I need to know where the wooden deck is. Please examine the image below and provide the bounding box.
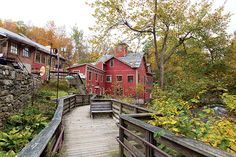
[62,105,119,157]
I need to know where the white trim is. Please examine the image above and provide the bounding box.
[127,75,134,83]
[106,75,112,82]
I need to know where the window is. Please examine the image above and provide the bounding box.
[35,52,41,63]
[128,75,133,83]
[96,73,98,81]
[73,70,80,73]
[106,75,112,82]
[100,75,103,82]
[88,71,92,80]
[110,59,114,67]
[23,48,30,57]
[116,75,122,82]
[41,55,46,64]
[10,43,18,54]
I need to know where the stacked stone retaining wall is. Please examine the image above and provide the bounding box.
[0,64,41,128]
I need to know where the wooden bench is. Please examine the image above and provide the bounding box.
[90,101,113,118]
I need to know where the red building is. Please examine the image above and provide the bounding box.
[68,63,105,95]
[0,27,65,80]
[68,43,153,100]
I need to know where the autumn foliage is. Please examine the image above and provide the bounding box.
[0,19,100,66]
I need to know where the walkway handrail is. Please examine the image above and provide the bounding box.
[91,98,236,157]
[17,94,90,157]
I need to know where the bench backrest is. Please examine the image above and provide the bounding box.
[90,102,112,111]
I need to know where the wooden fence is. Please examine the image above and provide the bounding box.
[17,94,90,157]
[17,96,235,157]
[91,99,236,157]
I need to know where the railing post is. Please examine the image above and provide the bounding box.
[134,107,138,113]
[88,95,91,105]
[75,95,77,107]
[82,96,84,106]
[69,97,71,112]
[145,131,154,157]
[119,103,123,115]
[119,117,124,157]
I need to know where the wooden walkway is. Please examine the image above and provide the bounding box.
[62,105,119,157]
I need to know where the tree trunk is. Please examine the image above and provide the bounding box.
[160,50,164,89]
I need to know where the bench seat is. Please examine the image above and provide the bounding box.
[90,101,112,118]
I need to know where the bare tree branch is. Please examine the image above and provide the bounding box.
[164,31,192,63]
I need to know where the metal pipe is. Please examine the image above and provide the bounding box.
[48,43,52,81]
[56,49,59,101]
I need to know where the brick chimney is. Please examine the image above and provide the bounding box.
[115,43,128,57]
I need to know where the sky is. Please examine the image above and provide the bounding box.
[0,0,235,37]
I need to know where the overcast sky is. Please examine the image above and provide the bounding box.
[0,0,235,36]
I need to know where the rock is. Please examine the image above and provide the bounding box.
[2,107,8,112]
[11,71,16,79]
[0,64,42,128]
[0,121,3,128]
[5,95,13,103]
[5,70,9,75]
[0,90,8,96]
[0,80,13,85]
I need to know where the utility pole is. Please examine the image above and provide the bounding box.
[48,43,53,81]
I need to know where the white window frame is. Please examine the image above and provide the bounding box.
[100,74,103,82]
[116,75,122,82]
[23,47,30,57]
[35,52,41,63]
[88,71,92,81]
[10,43,18,54]
[41,54,46,64]
[95,73,98,82]
[127,75,134,83]
[106,75,112,82]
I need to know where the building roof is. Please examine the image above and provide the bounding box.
[96,54,113,63]
[0,27,50,53]
[96,52,144,68]
[69,63,104,72]
[119,52,144,68]
[0,27,65,60]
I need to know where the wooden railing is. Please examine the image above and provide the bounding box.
[91,99,236,157]
[18,94,90,157]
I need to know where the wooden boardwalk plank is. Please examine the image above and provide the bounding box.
[62,105,119,157]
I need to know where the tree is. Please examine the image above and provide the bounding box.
[71,25,88,63]
[90,0,231,89]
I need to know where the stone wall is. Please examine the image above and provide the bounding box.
[0,64,41,128]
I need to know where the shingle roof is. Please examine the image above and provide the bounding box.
[96,54,113,63]
[96,52,144,68]
[69,63,104,72]
[119,52,144,68]
[0,27,50,54]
